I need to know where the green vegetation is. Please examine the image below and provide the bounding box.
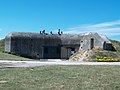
[111,40,120,59]
[0,52,33,61]
[111,40,120,52]
[82,40,120,61]
[0,39,32,60]
[88,49,119,61]
[0,65,120,90]
[70,40,120,61]
[96,56,118,62]
[0,39,4,52]
[87,40,120,61]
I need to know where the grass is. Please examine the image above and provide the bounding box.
[0,39,120,90]
[88,49,119,61]
[0,52,33,61]
[111,40,120,52]
[0,39,4,52]
[86,40,120,61]
[111,40,120,59]
[0,65,120,90]
[69,40,120,61]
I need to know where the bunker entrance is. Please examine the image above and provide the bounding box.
[67,48,75,58]
[90,38,94,49]
[43,46,61,59]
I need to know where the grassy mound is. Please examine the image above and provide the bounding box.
[0,39,4,52]
[70,49,119,61]
[88,49,119,61]
[70,40,120,61]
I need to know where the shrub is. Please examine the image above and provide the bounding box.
[96,56,118,62]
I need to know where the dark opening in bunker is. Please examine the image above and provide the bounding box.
[67,47,75,58]
[90,38,94,49]
[43,46,61,59]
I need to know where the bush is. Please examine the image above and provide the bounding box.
[96,56,118,62]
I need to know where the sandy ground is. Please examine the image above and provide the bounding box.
[0,60,120,68]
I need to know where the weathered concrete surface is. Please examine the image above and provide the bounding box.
[0,60,120,68]
[5,32,115,59]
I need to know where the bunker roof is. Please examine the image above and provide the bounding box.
[5,32,111,45]
[6,32,83,40]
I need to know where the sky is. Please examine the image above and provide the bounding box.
[0,0,120,41]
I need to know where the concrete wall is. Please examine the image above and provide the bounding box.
[5,37,11,52]
[79,33,105,51]
[9,36,61,59]
[10,37,44,59]
[75,47,79,52]
[61,47,68,59]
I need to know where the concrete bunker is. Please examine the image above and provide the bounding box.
[5,32,115,59]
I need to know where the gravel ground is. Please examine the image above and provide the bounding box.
[0,60,120,68]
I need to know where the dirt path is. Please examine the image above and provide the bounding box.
[0,60,120,68]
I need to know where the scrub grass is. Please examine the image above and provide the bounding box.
[0,39,4,52]
[70,40,120,61]
[0,65,120,90]
[0,52,33,61]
